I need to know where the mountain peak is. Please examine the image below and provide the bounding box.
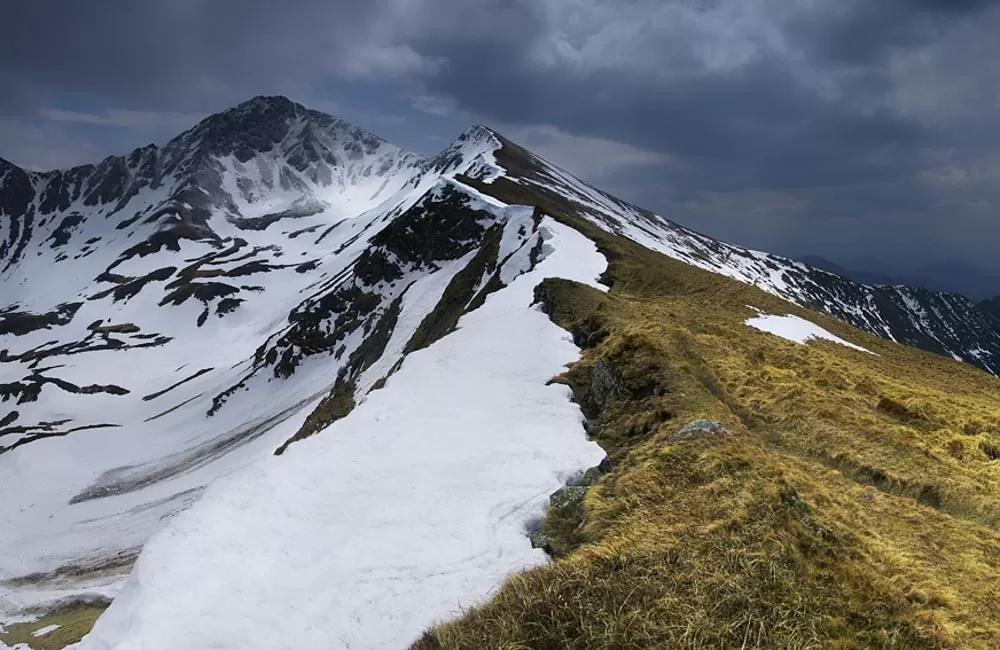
[175,96,304,159]
[225,95,300,119]
[457,124,501,146]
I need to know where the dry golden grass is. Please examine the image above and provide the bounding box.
[413,217,1000,649]
[0,604,107,650]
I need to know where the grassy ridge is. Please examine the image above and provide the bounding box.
[413,217,1000,649]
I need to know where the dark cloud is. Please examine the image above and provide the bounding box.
[0,0,400,113]
[786,0,982,65]
[408,0,1000,279]
[1,0,998,286]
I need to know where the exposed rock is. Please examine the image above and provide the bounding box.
[0,302,82,336]
[47,213,85,248]
[369,184,489,270]
[580,360,628,420]
[568,455,614,487]
[549,485,589,510]
[667,418,731,444]
[91,322,141,334]
[528,530,551,551]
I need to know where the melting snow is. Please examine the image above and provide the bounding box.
[78,217,608,650]
[746,314,873,354]
[31,625,60,637]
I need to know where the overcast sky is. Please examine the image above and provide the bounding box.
[2,0,999,283]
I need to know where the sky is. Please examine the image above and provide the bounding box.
[2,0,999,291]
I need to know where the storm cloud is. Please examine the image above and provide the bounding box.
[2,0,998,288]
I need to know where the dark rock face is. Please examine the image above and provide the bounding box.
[582,361,628,418]
[166,96,387,172]
[90,267,178,303]
[354,249,403,285]
[228,201,325,232]
[402,223,504,355]
[0,160,35,270]
[369,185,489,270]
[195,96,300,162]
[0,158,32,219]
[0,303,82,336]
[47,214,85,248]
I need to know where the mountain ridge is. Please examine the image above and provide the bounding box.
[4,95,1000,645]
[799,254,1000,301]
[462,130,1000,375]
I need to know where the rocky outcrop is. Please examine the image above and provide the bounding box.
[667,419,732,444]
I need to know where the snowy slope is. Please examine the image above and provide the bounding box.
[3,95,1000,640]
[78,217,607,650]
[1,100,508,616]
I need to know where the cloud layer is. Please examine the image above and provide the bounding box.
[2,0,998,280]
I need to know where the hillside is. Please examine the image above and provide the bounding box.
[2,97,1000,649]
[413,186,1000,649]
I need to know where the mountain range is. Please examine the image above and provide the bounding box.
[3,96,1000,648]
[798,254,1000,306]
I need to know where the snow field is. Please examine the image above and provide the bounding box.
[79,217,608,649]
[746,313,873,354]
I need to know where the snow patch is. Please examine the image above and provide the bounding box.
[31,625,61,637]
[746,314,873,354]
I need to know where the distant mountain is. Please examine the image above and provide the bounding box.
[797,255,901,287]
[798,255,1000,301]
[980,296,1000,322]
[5,95,1000,642]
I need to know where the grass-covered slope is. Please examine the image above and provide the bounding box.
[0,603,106,650]
[413,190,1000,649]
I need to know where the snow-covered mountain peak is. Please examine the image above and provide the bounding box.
[0,97,440,293]
[164,95,416,171]
[458,124,502,146]
[422,124,504,183]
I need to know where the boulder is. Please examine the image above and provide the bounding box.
[549,486,588,510]
[667,418,731,444]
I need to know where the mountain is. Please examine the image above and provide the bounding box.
[3,96,1000,648]
[979,296,1000,321]
[799,254,1000,301]
[797,254,901,286]
[460,140,1000,375]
